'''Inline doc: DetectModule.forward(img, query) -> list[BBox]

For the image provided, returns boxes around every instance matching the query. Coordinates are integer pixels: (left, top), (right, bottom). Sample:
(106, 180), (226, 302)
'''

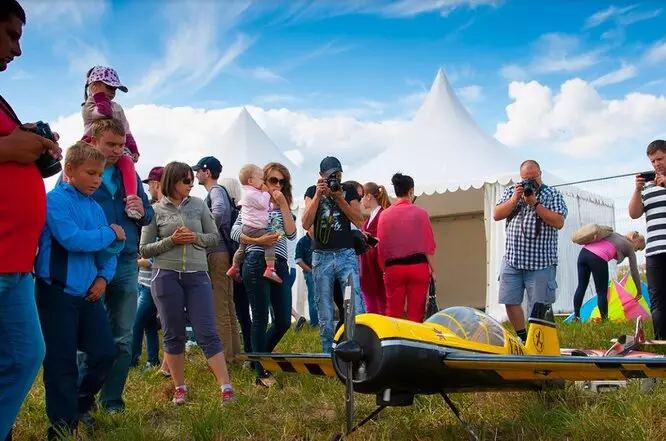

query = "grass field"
(12, 319), (666, 441)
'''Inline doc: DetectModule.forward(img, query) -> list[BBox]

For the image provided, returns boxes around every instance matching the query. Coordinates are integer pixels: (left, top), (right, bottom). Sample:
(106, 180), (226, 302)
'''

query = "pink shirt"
(584, 238), (617, 262)
(239, 185), (271, 229)
(377, 199), (436, 264)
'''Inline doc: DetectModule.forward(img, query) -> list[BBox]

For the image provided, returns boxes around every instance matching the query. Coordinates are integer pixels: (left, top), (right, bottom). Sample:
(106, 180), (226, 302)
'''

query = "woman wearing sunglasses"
(230, 162), (296, 387)
(140, 162), (235, 405)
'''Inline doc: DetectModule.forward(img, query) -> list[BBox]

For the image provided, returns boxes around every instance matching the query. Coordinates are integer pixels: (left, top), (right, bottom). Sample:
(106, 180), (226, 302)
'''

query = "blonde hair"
(90, 118), (126, 139)
(239, 164), (262, 186)
(364, 182), (391, 209)
(626, 231), (646, 251)
(65, 141), (106, 168)
(219, 178), (242, 206)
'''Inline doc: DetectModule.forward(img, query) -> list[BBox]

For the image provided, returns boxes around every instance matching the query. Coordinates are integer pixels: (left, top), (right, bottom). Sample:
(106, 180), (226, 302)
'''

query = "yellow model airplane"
(240, 290), (666, 440)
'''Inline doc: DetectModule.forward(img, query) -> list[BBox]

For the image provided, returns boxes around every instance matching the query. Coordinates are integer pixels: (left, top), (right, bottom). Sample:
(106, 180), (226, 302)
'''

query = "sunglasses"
(182, 178), (193, 185)
(268, 177), (286, 186)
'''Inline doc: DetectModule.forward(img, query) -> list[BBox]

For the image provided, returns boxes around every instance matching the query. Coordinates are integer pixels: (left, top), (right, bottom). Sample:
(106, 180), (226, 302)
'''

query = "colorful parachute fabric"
(563, 276), (651, 324)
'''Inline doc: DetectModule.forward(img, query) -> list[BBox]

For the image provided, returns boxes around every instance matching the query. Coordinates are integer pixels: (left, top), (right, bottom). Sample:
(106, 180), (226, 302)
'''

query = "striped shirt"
(230, 208), (296, 261)
(138, 259), (153, 287)
(642, 183), (666, 257)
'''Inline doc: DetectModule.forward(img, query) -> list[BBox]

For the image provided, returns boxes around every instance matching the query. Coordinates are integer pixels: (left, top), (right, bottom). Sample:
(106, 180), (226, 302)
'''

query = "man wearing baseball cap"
(193, 156), (242, 364)
(141, 166), (164, 203)
(302, 156), (366, 353)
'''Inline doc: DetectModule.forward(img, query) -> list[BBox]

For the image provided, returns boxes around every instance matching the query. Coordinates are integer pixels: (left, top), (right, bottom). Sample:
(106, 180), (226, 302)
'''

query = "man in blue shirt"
(61, 119), (153, 414)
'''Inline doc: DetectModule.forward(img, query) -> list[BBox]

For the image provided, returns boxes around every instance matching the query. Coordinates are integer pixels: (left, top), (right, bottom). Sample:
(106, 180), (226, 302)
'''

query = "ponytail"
(364, 182), (392, 209)
(82, 67), (94, 106)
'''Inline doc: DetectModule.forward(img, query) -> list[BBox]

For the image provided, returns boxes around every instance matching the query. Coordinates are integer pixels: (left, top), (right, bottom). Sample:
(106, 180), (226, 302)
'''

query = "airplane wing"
(238, 353), (335, 377)
(442, 353), (666, 381)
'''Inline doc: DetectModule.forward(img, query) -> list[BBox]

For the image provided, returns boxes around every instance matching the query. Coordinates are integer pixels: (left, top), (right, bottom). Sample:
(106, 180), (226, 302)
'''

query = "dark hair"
(161, 161), (194, 199)
(0, 0), (26, 24)
(391, 173), (414, 198)
(520, 159), (540, 170)
(363, 182), (391, 209)
(343, 180), (363, 197)
(263, 162), (293, 207)
(647, 140), (666, 156)
(82, 67), (95, 105)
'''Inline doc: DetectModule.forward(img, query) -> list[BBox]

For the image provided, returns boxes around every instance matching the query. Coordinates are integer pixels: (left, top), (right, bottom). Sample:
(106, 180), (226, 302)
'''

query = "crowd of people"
(3, 1), (666, 440)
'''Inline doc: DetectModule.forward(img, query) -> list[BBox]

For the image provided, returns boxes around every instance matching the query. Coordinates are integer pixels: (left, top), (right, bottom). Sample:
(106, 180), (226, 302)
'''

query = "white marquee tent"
(342, 68), (615, 322)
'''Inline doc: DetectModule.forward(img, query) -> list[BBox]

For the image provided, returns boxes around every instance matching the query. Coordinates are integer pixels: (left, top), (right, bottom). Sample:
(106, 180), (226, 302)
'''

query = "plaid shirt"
(497, 183), (568, 271)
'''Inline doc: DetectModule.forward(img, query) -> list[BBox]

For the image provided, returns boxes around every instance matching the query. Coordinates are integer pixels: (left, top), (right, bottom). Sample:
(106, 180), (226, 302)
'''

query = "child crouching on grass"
(34, 142), (127, 441)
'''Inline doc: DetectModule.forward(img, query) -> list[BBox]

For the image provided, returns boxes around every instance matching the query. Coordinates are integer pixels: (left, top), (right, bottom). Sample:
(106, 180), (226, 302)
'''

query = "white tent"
(345, 68), (615, 322)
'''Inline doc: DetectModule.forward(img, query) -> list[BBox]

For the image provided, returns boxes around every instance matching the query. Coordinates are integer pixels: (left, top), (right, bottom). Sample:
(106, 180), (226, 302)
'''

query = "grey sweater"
(605, 232), (642, 291)
(139, 196), (219, 272)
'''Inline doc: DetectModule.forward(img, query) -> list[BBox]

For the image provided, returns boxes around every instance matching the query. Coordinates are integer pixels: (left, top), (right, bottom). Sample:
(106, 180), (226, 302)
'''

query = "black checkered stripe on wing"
(237, 354), (335, 377)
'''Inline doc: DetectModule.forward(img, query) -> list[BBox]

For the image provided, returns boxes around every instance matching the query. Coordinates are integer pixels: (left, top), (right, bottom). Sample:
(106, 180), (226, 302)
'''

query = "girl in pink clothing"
(226, 164), (282, 283)
(573, 231), (646, 321)
(81, 65), (141, 219)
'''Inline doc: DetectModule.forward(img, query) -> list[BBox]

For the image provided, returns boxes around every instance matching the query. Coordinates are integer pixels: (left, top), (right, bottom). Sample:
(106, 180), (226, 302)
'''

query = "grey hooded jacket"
(140, 196), (219, 272)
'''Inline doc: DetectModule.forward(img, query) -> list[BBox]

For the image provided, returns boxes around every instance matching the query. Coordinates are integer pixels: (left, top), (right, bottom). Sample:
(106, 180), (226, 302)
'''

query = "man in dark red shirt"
(0, 2), (62, 440)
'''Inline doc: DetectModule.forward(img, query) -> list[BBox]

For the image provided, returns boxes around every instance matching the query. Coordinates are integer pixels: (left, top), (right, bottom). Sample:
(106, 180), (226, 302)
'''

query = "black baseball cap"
(192, 156), (222, 175)
(320, 156), (343, 177)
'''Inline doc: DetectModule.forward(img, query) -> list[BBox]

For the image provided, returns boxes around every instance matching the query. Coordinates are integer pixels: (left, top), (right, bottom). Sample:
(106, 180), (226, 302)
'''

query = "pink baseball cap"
(86, 66), (128, 93)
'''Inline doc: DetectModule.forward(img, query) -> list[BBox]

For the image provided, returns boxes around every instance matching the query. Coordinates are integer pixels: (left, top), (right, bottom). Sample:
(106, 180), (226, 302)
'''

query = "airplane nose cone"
(334, 340), (363, 363)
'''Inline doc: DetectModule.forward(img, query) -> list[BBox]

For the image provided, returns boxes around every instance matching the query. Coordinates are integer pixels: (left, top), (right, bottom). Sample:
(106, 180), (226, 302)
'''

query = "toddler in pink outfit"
(226, 164), (282, 284)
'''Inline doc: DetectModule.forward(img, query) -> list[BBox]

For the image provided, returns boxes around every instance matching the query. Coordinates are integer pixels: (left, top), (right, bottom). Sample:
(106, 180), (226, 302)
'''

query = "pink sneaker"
(173, 386), (188, 405)
(221, 387), (236, 405)
(263, 267), (282, 284)
(226, 265), (242, 282)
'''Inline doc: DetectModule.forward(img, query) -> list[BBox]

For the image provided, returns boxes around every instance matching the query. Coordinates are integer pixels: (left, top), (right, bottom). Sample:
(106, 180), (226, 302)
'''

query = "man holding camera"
(493, 160), (567, 343)
(303, 156), (366, 353)
(0, 2), (63, 439)
(629, 139), (666, 339)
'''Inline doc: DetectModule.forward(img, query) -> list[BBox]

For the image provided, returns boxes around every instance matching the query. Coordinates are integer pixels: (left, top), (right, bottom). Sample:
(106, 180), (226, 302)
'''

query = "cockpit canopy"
(425, 306), (507, 347)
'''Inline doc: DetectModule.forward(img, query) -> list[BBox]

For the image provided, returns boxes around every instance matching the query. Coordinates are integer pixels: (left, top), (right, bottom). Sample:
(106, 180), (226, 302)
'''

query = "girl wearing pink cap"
(80, 65), (142, 219)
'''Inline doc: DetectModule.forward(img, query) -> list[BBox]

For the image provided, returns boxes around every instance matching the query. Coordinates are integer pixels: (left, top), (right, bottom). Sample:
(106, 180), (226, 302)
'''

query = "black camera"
(25, 121), (61, 178)
(520, 179), (537, 197)
(326, 176), (341, 192)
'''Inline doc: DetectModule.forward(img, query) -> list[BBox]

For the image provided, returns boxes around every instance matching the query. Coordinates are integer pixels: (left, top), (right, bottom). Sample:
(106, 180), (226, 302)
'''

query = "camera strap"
(0, 95), (22, 127)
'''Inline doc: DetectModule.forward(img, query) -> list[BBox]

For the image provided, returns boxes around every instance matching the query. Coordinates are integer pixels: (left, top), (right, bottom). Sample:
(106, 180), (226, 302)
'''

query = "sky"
(1, 0), (665, 201)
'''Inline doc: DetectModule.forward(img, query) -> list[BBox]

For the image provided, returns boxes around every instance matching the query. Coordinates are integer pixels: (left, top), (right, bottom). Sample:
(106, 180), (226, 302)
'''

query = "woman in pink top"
(573, 231), (645, 321)
(377, 173), (436, 322)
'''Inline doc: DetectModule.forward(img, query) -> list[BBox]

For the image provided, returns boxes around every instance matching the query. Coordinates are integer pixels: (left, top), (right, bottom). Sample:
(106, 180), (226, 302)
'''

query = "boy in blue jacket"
(35, 142), (126, 441)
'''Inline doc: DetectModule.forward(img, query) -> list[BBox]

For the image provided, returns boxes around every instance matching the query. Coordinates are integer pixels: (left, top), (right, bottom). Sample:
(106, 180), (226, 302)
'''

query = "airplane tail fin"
(524, 303), (560, 356)
(604, 317), (643, 356)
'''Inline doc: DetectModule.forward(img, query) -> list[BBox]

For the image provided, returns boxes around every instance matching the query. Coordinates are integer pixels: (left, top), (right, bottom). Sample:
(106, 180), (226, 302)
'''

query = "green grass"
(12, 319), (666, 441)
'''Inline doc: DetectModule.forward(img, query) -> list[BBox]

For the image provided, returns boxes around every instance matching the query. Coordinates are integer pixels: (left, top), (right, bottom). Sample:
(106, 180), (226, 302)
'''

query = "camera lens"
(35, 152), (62, 178)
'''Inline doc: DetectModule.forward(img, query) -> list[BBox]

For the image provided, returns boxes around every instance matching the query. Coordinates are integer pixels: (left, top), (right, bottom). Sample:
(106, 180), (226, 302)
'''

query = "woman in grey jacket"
(140, 162), (235, 405)
(573, 231), (646, 321)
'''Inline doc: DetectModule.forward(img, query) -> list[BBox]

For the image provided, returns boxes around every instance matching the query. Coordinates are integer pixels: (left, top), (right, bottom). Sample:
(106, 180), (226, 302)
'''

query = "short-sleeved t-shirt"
(304, 183), (361, 251)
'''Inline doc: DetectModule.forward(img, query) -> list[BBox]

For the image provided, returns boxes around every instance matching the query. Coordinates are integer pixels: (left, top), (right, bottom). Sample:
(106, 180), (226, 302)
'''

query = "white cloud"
(131, 1), (254, 100)
(583, 5), (637, 29)
(23, 0), (107, 27)
(644, 41), (666, 64)
(590, 61), (637, 87)
(378, 0), (500, 18)
(47, 104), (406, 195)
(10, 69), (34, 80)
(65, 42), (109, 75)
(457, 85), (484, 102)
(250, 67), (286, 82)
(495, 78), (666, 158)
(500, 64), (529, 81)
(254, 94), (297, 105)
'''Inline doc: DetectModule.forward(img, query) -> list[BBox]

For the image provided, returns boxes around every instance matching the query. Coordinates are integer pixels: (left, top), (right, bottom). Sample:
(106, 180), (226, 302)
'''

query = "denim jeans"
(0, 273), (46, 440)
(233, 280), (253, 353)
(242, 252), (291, 376)
(303, 272), (319, 327)
(78, 258), (137, 411)
(312, 248), (365, 353)
(131, 284), (159, 366)
(36, 279), (117, 435)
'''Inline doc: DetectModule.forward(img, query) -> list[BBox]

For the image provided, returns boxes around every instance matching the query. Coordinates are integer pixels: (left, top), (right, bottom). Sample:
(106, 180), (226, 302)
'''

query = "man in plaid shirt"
(493, 160), (567, 343)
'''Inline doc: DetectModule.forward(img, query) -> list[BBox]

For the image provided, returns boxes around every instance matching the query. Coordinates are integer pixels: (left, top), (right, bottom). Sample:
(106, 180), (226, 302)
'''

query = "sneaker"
(263, 267), (283, 284)
(172, 386), (188, 405)
(295, 316), (307, 331)
(255, 371), (277, 388)
(221, 388), (236, 405)
(226, 265), (241, 280)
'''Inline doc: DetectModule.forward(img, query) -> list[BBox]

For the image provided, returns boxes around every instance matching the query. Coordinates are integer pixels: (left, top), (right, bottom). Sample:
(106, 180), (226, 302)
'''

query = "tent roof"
(348, 68), (525, 194)
(218, 107), (306, 190)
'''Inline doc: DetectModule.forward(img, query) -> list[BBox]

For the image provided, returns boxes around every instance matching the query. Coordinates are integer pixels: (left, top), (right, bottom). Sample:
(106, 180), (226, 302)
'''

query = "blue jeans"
(0, 273), (46, 440)
(36, 279), (117, 435)
(242, 253), (291, 376)
(233, 280), (252, 353)
(78, 258), (137, 411)
(312, 248), (365, 353)
(131, 284), (159, 366)
(303, 272), (318, 327)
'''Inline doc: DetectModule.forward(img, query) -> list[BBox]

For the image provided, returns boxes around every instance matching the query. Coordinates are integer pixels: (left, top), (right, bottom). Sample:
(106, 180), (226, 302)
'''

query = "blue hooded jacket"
(57, 167), (153, 261)
(35, 183), (125, 296)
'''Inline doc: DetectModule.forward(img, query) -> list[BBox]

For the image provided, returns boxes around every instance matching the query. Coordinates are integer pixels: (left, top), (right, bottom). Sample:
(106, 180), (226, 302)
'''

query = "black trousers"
(647, 253), (666, 339)
(573, 248), (609, 320)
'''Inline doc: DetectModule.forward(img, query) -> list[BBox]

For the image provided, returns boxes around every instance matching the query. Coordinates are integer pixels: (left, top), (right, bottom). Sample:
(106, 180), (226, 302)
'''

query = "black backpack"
(206, 184), (240, 259)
